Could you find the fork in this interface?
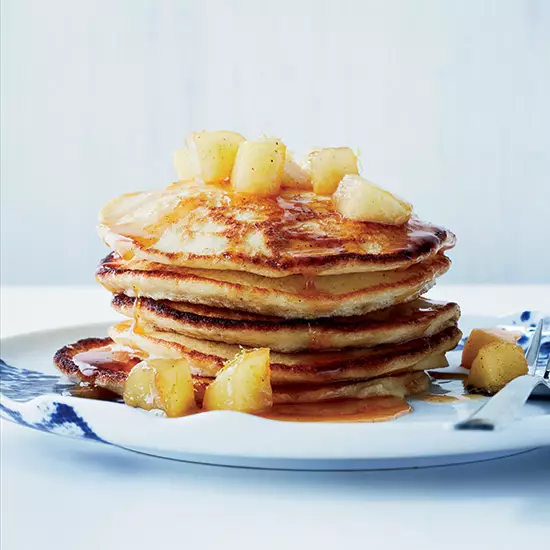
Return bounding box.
[455,319,550,431]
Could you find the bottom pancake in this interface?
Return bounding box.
[54,337,430,404]
[108,320,460,384]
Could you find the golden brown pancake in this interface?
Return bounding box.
[99,180,455,277]
[112,294,460,352]
[97,252,451,318]
[53,337,430,404]
[108,320,461,384]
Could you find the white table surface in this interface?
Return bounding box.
[1,285,550,550]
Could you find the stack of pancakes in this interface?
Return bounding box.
[56,180,461,405]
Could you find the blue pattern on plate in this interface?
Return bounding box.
[1,359,106,442]
[1,359,75,402]
[0,401,105,442]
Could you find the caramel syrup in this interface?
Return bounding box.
[303,275,317,293]
[64,384,121,401]
[428,370,468,380]
[103,180,452,271]
[69,349,488,419]
[70,342,495,421]
[425,374,488,401]
[260,396,411,423]
[419,394,460,403]
[68,350,412,423]
[73,349,140,377]
[130,297,149,335]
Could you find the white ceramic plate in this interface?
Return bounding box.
[1,312,549,470]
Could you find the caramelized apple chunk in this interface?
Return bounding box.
[465,341,528,394]
[461,328,521,369]
[308,147,358,195]
[231,140,286,196]
[123,358,197,417]
[173,130,245,183]
[123,361,157,410]
[203,348,273,413]
[333,175,412,225]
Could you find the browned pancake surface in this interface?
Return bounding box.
[54,337,430,404]
[99,181,456,277]
[97,252,451,318]
[112,294,460,352]
[108,320,461,383]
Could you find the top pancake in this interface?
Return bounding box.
[99,180,456,278]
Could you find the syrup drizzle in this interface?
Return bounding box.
[73,349,139,377]
[67,349,479,422]
[261,397,411,423]
[67,349,413,422]
[428,370,468,380]
[419,394,460,403]
[101,182,450,267]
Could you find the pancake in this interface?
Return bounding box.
[99,180,456,277]
[108,320,461,384]
[53,337,430,404]
[112,295,461,352]
[97,252,451,318]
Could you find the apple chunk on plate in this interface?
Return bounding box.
[461,328,521,369]
[203,348,273,413]
[123,358,197,417]
[465,341,528,395]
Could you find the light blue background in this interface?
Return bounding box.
[2,0,549,284]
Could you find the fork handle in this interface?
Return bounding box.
[455,375,549,431]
